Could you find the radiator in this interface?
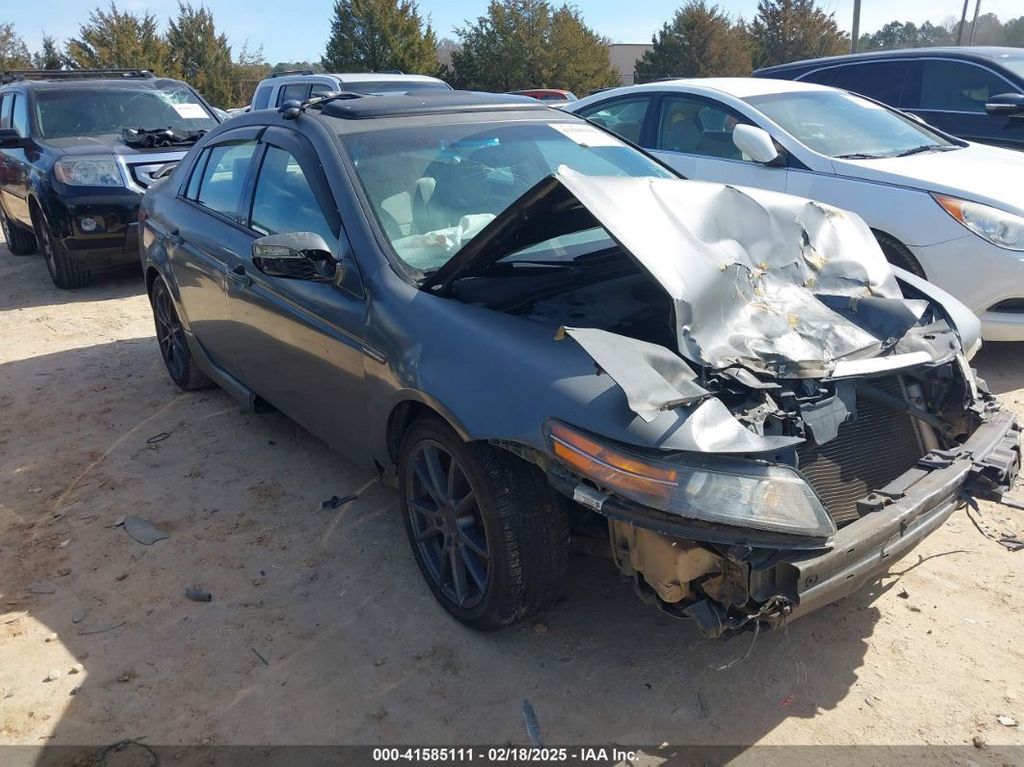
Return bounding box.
[796,378,924,527]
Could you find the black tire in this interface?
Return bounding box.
[1,207,37,256]
[34,208,90,288]
[874,231,926,278]
[149,277,211,391]
[398,416,570,629]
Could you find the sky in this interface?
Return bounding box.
[6,0,1021,64]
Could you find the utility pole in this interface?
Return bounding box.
[850,0,861,53]
[956,0,970,45]
[968,0,982,45]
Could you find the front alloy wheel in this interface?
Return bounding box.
[406,439,491,610]
[399,417,570,629]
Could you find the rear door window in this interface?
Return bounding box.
[915,60,1013,113]
[806,62,909,106]
[194,141,258,218]
[0,94,11,129]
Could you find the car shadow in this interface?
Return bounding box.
[5,339,884,755]
[973,341,1024,395]
[0,246,144,311]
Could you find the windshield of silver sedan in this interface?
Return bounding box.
[744,90,958,159]
[342,121,671,272]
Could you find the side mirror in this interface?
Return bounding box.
[251,231,338,282]
[732,124,780,165]
[0,128,24,148]
[985,93,1024,118]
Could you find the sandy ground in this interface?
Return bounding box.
[1,234,1023,753]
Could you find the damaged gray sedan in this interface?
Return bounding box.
[140,92,1020,635]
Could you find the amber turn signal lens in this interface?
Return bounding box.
[548,421,677,499]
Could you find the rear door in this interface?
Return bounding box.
[169,127,261,374]
[225,126,370,454]
[644,92,789,192]
[903,58,1024,149]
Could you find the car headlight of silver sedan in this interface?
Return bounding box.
[934,194,1024,251]
[54,156,125,187]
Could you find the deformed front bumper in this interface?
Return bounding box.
[762,409,1020,628]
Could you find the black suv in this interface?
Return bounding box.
[0,69,219,288]
[755,47,1024,151]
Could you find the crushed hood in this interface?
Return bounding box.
[429,167,932,376]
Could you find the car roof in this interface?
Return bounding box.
[598,77,833,99]
[261,72,448,85]
[316,91,549,125]
[756,45,1024,74]
[3,76,189,91]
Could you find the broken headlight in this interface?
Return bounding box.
[546,421,835,540]
[54,156,124,187]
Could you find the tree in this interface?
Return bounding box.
[66,3,168,71]
[1005,16,1024,47]
[749,0,847,69]
[635,1,751,82]
[33,35,66,70]
[450,0,550,91]
[546,5,619,93]
[322,0,438,74]
[450,1,617,93]
[165,2,235,106]
[0,23,32,70]
[271,61,325,74]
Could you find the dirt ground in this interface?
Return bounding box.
[1,233,1023,753]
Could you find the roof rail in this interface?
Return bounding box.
[269,69,315,78]
[1,68,155,85]
[279,91,368,119]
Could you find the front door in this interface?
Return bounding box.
[645,94,789,192]
[225,128,370,459]
[906,58,1024,150]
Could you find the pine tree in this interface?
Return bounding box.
[322,0,438,74]
[635,1,752,82]
[66,3,168,72]
[749,0,847,69]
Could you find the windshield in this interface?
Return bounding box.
[343,120,671,272]
[346,80,451,95]
[34,87,218,140]
[745,90,956,159]
[995,54,1024,80]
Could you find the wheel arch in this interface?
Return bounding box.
[870,228,927,279]
[384,394,473,469]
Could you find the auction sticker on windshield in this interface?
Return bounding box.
[550,122,622,147]
[173,102,208,119]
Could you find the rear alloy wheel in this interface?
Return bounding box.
[399,416,570,629]
[150,278,210,391]
[35,210,90,288]
[1,208,37,256]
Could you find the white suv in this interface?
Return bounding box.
[249,71,451,110]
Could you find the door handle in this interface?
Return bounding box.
[229,262,252,288]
